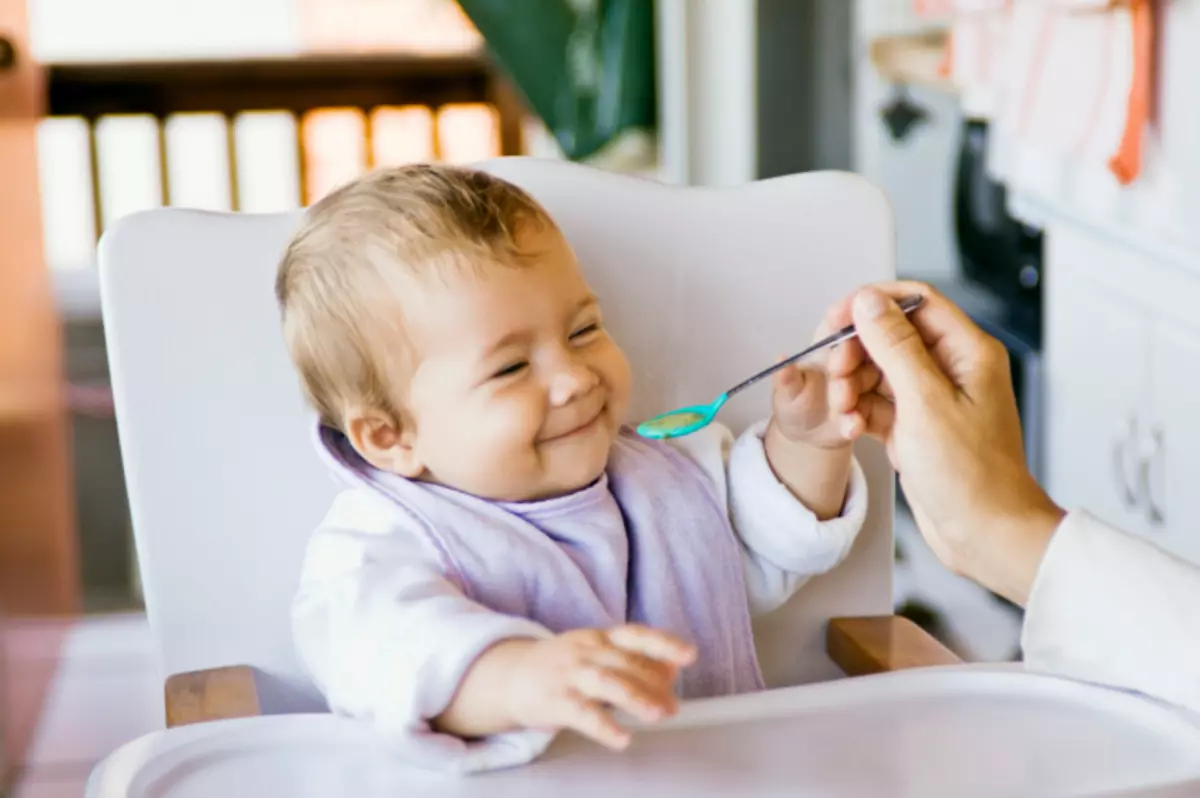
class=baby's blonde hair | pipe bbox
[276,164,551,428]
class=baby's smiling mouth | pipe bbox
[539,404,606,444]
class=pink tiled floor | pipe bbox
[8,614,159,797]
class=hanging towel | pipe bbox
[988,0,1153,185]
[1003,0,1152,185]
[915,0,1154,185]
[915,0,1007,13]
[913,1,1012,118]
[1108,0,1154,184]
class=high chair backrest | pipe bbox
[100,158,897,713]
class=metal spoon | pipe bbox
[636,294,924,440]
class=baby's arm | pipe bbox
[669,423,867,616]
[293,490,690,772]
[762,307,889,518]
[762,423,853,521]
[292,511,550,772]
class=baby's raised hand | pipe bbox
[770,309,883,449]
[504,624,696,750]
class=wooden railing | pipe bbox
[13,45,527,611]
[40,49,524,239]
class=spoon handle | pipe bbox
[725,294,924,399]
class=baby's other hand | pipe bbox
[770,310,883,449]
[503,624,696,750]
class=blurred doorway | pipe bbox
[0,0,78,618]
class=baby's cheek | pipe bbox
[465,404,542,488]
[610,377,633,426]
[605,346,633,411]
[491,396,545,449]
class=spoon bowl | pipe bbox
[636,396,729,440]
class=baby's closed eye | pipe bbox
[570,323,600,341]
[492,361,529,380]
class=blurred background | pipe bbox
[1,0,1193,793]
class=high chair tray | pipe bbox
[87,666,1200,798]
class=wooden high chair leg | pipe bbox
[165,665,262,727]
[827,616,961,676]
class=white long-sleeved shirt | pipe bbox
[1022,510,1200,713]
[292,421,866,771]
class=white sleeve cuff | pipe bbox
[374,614,558,773]
[727,422,868,616]
[1021,510,1200,714]
[729,421,868,575]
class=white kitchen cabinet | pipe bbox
[995,0,1200,563]
[1149,320,1200,563]
[1045,232,1152,538]
[1045,223,1200,563]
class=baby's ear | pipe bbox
[345,410,425,478]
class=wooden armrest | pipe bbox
[827,616,961,677]
[165,665,262,728]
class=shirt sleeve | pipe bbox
[668,421,867,616]
[292,488,555,773]
[1021,510,1200,713]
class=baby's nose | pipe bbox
[547,362,600,406]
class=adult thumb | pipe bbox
[851,288,950,402]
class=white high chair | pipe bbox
[98,158,954,724]
[92,159,1200,797]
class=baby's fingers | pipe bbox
[828,363,882,413]
[606,625,697,667]
[814,293,855,341]
[772,363,806,401]
[562,691,632,750]
[857,393,897,439]
[574,664,676,723]
[827,336,866,378]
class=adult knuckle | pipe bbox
[913,377,944,407]
[979,336,1008,368]
[901,280,936,302]
[880,314,919,349]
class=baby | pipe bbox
[278,164,874,772]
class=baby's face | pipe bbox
[398,225,632,501]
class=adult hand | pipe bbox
[827,282,1065,605]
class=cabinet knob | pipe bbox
[1112,417,1139,510]
[1139,426,1165,527]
